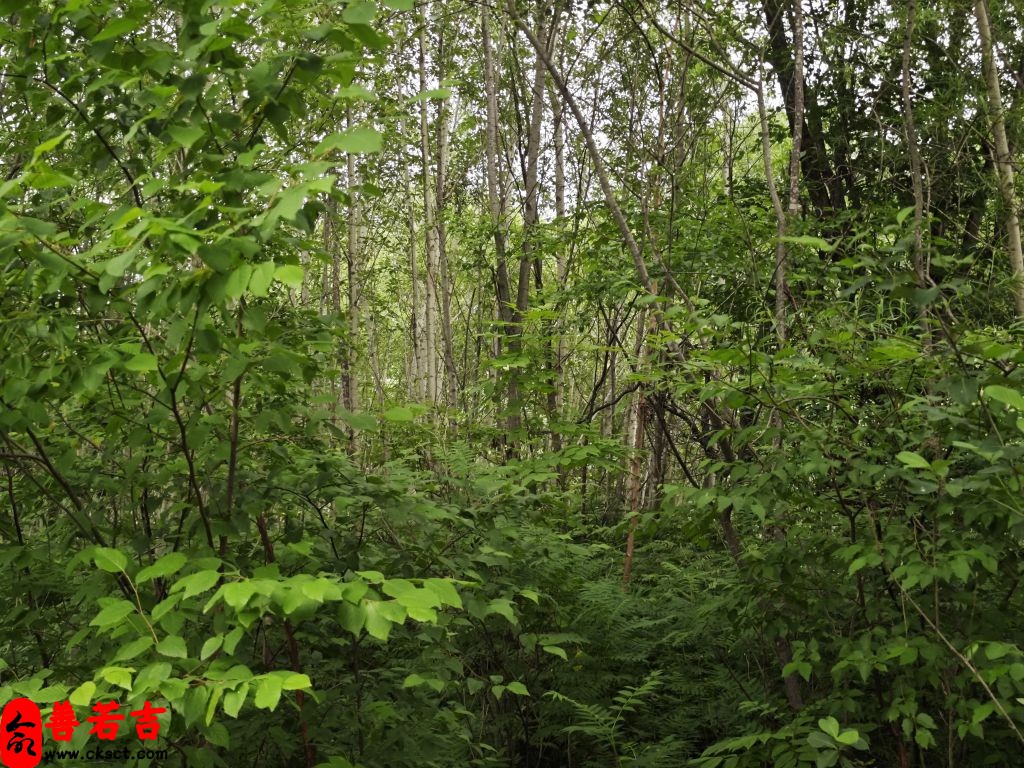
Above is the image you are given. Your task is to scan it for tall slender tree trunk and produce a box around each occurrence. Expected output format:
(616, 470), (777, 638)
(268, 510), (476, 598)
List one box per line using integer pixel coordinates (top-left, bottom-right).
(623, 306), (650, 587)
(482, 4), (516, 437)
(434, 27), (459, 410)
(419, 21), (440, 404)
(901, 0), (927, 289)
(549, 81), (567, 458)
(507, 8), (547, 440)
(974, 0), (1024, 317)
(401, 127), (424, 402)
(777, 0), (804, 344)
(345, 106), (361, 424)
(326, 199), (343, 422)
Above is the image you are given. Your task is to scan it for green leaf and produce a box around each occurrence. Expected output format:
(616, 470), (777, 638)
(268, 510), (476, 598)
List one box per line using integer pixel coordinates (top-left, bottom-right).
(94, 15), (137, 42)
(424, 578), (462, 608)
(274, 264), (305, 289)
(484, 598), (517, 624)
(223, 627), (245, 655)
(99, 666), (133, 690)
(93, 547), (127, 573)
(254, 675), (283, 710)
(412, 88), (452, 102)
(225, 264), (252, 301)
(984, 385), (1024, 411)
(382, 406), (415, 422)
(223, 683), (249, 718)
(338, 410), (379, 431)
(249, 260), (276, 297)
(168, 125), (205, 149)
(339, 601), (367, 636)
(782, 234), (836, 252)
(137, 552), (188, 584)
(896, 451), (931, 470)
(835, 729), (860, 746)
(542, 645), (568, 661)
(342, 1), (377, 24)
(315, 126), (383, 156)
(363, 600), (406, 641)
(201, 635), (223, 660)
(268, 186), (308, 226)
(282, 673), (311, 690)
(381, 0), (413, 8)
(986, 642), (1012, 660)
(69, 681), (96, 707)
(385, 582), (439, 622)
(32, 131), (71, 162)
(125, 353), (159, 372)
(157, 635), (188, 659)
(818, 716), (840, 738)
(91, 599), (137, 627)
(172, 570), (221, 599)
(113, 635), (153, 662)
(506, 681), (529, 696)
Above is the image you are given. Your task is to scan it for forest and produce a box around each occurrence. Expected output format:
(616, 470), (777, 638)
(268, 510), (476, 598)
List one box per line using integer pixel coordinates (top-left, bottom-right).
(2, 0), (1024, 766)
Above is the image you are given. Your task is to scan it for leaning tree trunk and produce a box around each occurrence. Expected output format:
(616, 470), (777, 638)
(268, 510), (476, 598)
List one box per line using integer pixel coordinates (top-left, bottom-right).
(974, 0), (1024, 317)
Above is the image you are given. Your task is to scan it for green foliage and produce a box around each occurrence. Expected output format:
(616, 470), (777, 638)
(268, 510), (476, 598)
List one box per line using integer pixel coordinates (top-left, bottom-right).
(4, 0), (1024, 766)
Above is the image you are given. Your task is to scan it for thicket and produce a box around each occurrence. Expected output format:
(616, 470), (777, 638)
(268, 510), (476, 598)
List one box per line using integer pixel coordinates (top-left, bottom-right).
(2, 0), (1024, 766)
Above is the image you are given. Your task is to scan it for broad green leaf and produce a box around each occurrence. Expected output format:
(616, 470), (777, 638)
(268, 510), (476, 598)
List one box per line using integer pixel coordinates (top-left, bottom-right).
(818, 716), (840, 738)
(315, 126), (383, 156)
(412, 88), (452, 102)
(424, 578), (462, 608)
(338, 601), (367, 636)
(137, 552), (188, 584)
(342, 1), (376, 25)
(172, 570), (221, 599)
(382, 406), (415, 422)
(254, 675), (283, 710)
(91, 599), (137, 627)
(896, 451), (931, 470)
(984, 385), (1024, 411)
(249, 260), (276, 297)
(94, 16), (137, 41)
(986, 642), (1012, 660)
(99, 666), (134, 690)
(32, 131), (71, 162)
(363, 600), (406, 641)
(274, 264), (305, 289)
(157, 635), (188, 659)
(168, 125), (205, 149)
(282, 673), (311, 690)
(113, 635), (153, 662)
(484, 598), (516, 624)
(201, 635), (223, 660)
(93, 547), (127, 573)
(542, 645), (568, 661)
(223, 683), (248, 718)
(125, 353), (159, 372)
(69, 681), (96, 707)
(836, 729), (861, 746)
(782, 234), (836, 252)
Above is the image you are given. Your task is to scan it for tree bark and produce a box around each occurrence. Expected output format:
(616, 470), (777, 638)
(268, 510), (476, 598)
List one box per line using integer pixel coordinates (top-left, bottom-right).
(345, 106), (361, 423)
(419, 20), (440, 404)
(974, 0), (1024, 316)
(434, 24), (459, 409)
